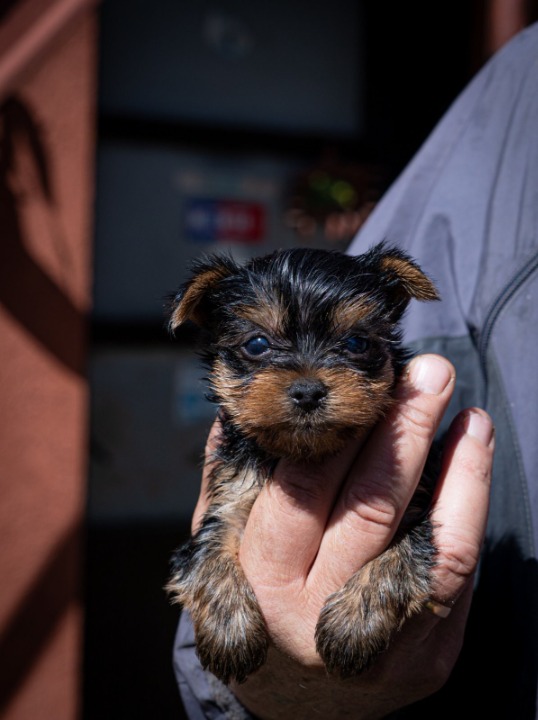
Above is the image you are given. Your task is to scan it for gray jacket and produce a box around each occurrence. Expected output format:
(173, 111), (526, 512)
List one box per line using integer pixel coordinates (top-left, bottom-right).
(174, 23), (538, 718)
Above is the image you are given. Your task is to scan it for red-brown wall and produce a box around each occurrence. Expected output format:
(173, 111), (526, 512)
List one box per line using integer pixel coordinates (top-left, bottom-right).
(0, 3), (97, 718)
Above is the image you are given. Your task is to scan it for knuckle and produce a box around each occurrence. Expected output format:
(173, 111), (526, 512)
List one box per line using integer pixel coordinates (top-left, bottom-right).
(396, 401), (437, 441)
(435, 532), (480, 585)
(342, 481), (399, 532)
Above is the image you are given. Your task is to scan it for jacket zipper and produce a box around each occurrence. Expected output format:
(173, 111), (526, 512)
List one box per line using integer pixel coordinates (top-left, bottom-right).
(478, 249), (538, 375)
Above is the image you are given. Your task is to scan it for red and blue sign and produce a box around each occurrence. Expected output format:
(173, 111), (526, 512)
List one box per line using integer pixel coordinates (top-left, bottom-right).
(184, 198), (266, 244)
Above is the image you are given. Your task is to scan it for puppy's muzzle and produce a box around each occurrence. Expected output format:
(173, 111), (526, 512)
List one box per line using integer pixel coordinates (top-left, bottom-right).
(288, 379), (328, 413)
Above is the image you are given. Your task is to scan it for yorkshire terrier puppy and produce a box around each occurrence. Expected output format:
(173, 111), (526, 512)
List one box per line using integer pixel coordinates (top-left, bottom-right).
(167, 243), (440, 684)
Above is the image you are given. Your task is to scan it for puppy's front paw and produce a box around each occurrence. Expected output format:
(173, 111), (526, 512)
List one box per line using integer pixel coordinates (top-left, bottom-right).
(316, 542), (432, 677)
(192, 585), (268, 684)
(315, 576), (396, 677)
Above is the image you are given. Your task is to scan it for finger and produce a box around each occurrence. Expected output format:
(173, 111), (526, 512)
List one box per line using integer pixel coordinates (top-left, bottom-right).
(239, 439), (362, 589)
(310, 354), (455, 597)
(383, 578), (475, 692)
(428, 407), (494, 605)
(191, 417), (222, 533)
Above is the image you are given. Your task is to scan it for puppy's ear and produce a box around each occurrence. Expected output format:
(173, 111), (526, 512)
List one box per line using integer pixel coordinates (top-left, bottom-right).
(372, 244), (439, 320)
(169, 255), (237, 332)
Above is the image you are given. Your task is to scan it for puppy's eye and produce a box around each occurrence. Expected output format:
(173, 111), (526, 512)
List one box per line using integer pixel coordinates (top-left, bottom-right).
(242, 336), (271, 359)
(344, 336), (370, 356)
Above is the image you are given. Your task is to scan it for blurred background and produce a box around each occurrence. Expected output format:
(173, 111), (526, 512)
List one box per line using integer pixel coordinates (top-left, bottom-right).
(0, 1), (536, 718)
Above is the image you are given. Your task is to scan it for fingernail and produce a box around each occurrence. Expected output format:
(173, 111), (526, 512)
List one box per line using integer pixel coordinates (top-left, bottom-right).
(408, 356), (453, 395)
(463, 410), (494, 446)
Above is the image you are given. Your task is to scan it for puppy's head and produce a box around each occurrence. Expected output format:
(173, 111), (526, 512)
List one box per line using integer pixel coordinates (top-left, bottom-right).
(169, 244), (438, 461)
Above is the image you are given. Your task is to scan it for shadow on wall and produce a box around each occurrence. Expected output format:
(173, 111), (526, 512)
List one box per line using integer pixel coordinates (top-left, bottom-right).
(0, 95), (87, 713)
(0, 97), (87, 377)
(0, 524), (82, 715)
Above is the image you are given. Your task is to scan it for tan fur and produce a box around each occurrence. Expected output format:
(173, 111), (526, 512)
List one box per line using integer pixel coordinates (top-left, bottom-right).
(236, 294), (287, 338)
(331, 296), (374, 332)
(380, 255), (439, 301)
(170, 263), (233, 329)
(214, 363), (395, 462)
(211, 358), (246, 407)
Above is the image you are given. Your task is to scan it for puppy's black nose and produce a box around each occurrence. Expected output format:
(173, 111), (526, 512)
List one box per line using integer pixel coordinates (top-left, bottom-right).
(288, 379), (327, 412)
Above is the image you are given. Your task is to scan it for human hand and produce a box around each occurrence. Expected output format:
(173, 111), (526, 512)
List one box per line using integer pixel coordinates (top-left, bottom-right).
(194, 354), (494, 720)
